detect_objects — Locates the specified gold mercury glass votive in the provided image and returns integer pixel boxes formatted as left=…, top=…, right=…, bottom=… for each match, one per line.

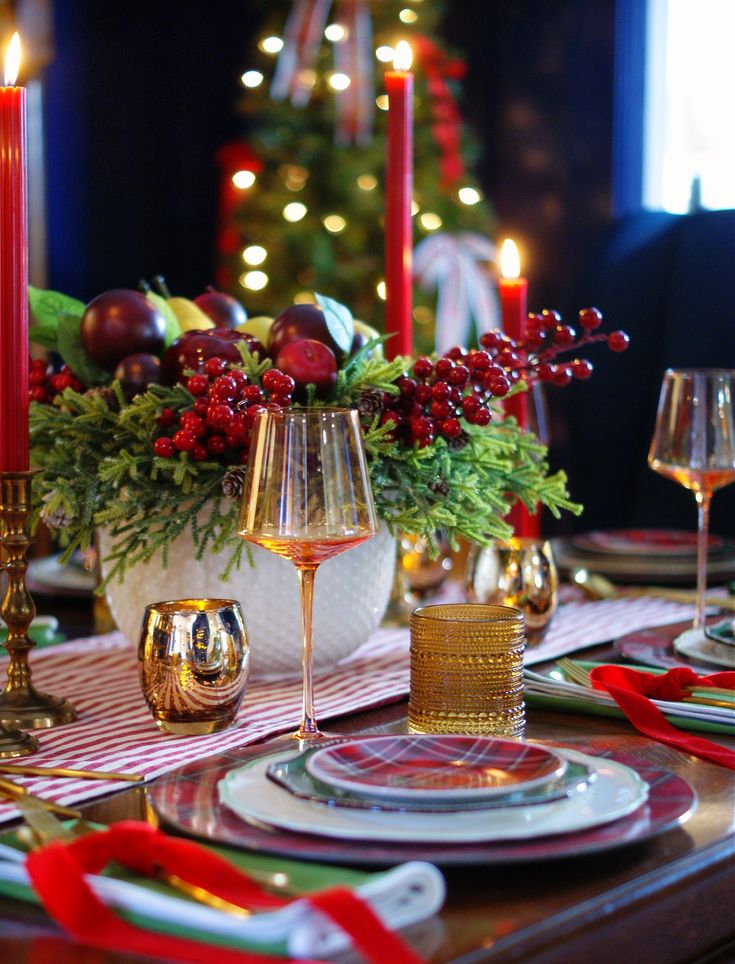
left=409, top=603, right=525, bottom=737
left=467, top=538, right=558, bottom=645
left=138, top=599, right=249, bottom=735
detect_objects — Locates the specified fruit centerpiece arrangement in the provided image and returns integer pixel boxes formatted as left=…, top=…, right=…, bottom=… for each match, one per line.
left=28, top=282, right=628, bottom=590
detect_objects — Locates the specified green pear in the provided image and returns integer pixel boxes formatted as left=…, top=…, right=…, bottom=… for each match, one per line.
left=168, top=297, right=215, bottom=332
left=236, top=315, right=274, bottom=346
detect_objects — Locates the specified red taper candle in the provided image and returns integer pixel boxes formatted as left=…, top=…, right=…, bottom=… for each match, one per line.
left=0, top=33, right=29, bottom=472
left=384, top=40, right=413, bottom=360
left=498, top=239, right=540, bottom=538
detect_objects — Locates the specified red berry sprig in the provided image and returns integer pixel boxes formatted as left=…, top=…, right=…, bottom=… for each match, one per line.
left=152, top=356, right=295, bottom=466
left=370, top=306, right=627, bottom=450
left=28, top=360, right=84, bottom=404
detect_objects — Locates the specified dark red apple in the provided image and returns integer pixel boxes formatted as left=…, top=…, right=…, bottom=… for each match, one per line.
left=113, top=352, right=162, bottom=400
left=268, top=303, right=344, bottom=363
left=161, top=328, right=265, bottom=385
left=274, top=339, right=337, bottom=400
left=81, top=289, right=166, bottom=371
left=194, top=287, right=248, bottom=329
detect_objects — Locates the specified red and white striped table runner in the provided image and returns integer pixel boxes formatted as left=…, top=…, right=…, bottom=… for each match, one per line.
left=0, top=594, right=694, bottom=824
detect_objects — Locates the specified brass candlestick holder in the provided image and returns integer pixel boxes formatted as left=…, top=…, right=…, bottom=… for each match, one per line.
left=0, top=471, right=76, bottom=755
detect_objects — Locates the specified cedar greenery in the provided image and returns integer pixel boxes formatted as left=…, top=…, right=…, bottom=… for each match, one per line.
left=30, top=342, right=579, bottom=590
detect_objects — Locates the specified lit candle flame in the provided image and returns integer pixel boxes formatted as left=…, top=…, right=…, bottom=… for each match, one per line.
left=500, top=238, right=521, bottom=279
left=393, top=40, right=413, bottom=72
left=4, top=32, right=21, bottom=86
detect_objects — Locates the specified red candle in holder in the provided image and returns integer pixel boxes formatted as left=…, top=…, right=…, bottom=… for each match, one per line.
left=498, top=239, right=540, bottom=538
left=384, top=40, right=413, bottom=361
left=0, top=33, right=29, bottom=472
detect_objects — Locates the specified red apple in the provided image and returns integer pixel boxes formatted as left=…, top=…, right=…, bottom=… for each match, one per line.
left=268, top=303, right=344, bottom=363
left=113, top=352, right=162, bottom=400
left=80, top=289, right=166, bottom=371
left=194, top=287, right=248, bottom=329
left=274, top=339, right=337, bottom=400
left=161, top=328, right=265, bottom=385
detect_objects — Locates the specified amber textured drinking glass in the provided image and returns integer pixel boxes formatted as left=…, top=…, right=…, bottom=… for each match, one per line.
left=648, top=369, right=735, bottom=628
left=409, top=603, right=526, bottom=737
left=238, top=408, right=378, bottom=739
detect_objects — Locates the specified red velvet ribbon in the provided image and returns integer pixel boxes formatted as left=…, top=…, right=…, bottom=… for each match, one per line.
left=24, top=821, right=426, bottom=964
left=589, top=666, right=735, bottom=769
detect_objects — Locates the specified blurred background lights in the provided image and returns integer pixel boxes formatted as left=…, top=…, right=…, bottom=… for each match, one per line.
left=325, top=24, right=347, bottom=41
left=328, top=72, right=351, bottom=91
left=283, top=202, right=308, bottom=222
left=357, top=174, right=378, bottom=191
left=323, top=214, right=347, bottom=233
left=376, top=94, right=389, bottom=110
left=232, top=170, right=256, bottom=189
left=376, top=280, right=387, bottom=300
left=419, top=212, right=442, bottom=230
left=399, top=8, right=419, bottom=22
left=241, top=70, right=264, bottom=88
left=375, top=45, right=395, bottom=62
left=242, top=245, right=267, bottom=265
left=259, top=36, right=284, bottom=54
left=240, top=270, right=269, bottom=290
left=458, top=186, right=482, bottom=205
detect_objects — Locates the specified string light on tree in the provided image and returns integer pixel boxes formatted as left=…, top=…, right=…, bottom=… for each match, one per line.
left=411, top=200, right=420, bottom=215
left=375, top=45, right=395, bottom=62
left=259, top=36, right=284, bottom=54
left=242, top=245, right=267, bottom=266
left=328, top=72, right=351, bottom=91
left=241, top=70, right=264, bottom=88
left=325, top=24, right=347, bottom=41
left=419, top=212, right=442, bottom=230
left=458, top=187, right=482, bottom=205
left=376, top=280, right=387, bottom=300
left=323, top=214, right=347, bottom=234
left=283, top=202, right=307, bottom=222
left=376, top=94, right=389, bottom=110
left=232, top=170, right=256, bottom=189
left=399, top=8, right=419, bottom=22
left=240, top=270, right=269, bottom=290
left=357, top=174, right=377, bottom=191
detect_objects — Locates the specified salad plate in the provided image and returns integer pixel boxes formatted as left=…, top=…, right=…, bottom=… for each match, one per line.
left=267, top=751, right=593, bottom=813
left=303, top=735, right=567, bottom=802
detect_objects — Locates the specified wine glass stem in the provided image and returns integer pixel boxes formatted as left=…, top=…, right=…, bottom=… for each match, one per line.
left=296, top=565, right=319, bottom=738
left=694, top=489, right=712, bottom=630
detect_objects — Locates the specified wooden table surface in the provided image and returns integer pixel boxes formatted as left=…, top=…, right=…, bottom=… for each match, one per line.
left=1, top=595, right=734, bottom=964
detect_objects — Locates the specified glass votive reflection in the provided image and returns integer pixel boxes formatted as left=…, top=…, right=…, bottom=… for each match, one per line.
left=138, top=599, right=249, bottom=735
left=409, top=603, right=525, bottom=737
left=467, top=538, right=558, bottom=645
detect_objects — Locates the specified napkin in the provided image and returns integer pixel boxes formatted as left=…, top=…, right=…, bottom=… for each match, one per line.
left=0, top=821, right=443, bottom=961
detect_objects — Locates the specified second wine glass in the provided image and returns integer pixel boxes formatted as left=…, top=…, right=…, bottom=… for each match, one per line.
left=648, top=369, right=735, bottom=628
left=238, top=408, right=378, bottom=739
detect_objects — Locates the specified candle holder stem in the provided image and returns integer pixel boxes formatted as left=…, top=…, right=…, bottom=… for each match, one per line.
left=0, top=472, right=75, bottom=744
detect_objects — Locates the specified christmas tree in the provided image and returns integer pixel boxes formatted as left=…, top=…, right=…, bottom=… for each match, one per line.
left=215, top=0, right=497, bottom=352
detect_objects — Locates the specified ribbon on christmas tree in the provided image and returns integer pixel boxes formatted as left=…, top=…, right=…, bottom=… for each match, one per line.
left=414, top=35, right=467, bottom=188
left=333, top=0, right=374, bottom=145
left=414, top=232, right=499, bottom=353
left=271, top=0, right=374, bottom=145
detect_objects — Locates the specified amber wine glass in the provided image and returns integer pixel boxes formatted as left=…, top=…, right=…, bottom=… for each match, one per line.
left=238, top=408, right=378, bottom=739
left=648, top=369, right=735, bottom=628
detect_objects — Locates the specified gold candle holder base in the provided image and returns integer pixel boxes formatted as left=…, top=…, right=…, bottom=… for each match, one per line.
left=0, top=471, right=76, bottom=738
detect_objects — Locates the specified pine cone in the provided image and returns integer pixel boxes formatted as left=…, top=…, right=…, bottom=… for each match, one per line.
left=429, top=479, right=450, bottom=498
left=222, top=467, right=247, bottom=501
left=39, top=492, right=73, bottom=530
left=446, top=430, right=471, bottom=451
left=357, top=389, right=383, bottom=420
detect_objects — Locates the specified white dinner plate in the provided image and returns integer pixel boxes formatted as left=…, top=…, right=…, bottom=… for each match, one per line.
left=219, top=748, right=648, bottom=844
left=674, top=627, right=735, bottom=669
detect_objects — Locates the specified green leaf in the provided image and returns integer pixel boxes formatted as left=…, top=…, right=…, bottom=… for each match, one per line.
left=56, top=312, right=110, bottom=386
left=315, top=292, right=354, bottom=355
left=28, top=286, right=86, bottom=351
left=146, top=292, right=181, bottom=347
